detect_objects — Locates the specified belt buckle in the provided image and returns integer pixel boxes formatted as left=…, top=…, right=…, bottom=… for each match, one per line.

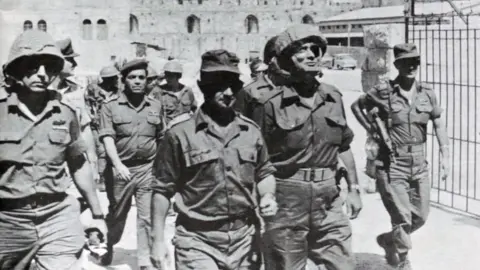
left=407, top=145, right=412, bottom=152
left=309, top=168, right=315, bottom=181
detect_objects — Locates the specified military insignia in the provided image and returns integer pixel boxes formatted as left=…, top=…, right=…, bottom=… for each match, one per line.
left=53, top=120, right=66, bottom=126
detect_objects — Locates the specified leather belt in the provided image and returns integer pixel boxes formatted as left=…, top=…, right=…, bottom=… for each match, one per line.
left=0, top=193, right=67, bottom=211
left=395, top=144, right=425, bottom=154
left=177, top=214, right=254, bottom=232
left=122, top=159, right=151, bottom=167
left=289, top=167, right=336, bottom=182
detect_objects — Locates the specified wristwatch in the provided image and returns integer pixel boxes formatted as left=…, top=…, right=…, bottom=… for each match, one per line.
left=348, top=184, right=361, bottom=193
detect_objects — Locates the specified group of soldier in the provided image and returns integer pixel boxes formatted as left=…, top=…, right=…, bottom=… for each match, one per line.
left=0, top=22, right=449, bottom=270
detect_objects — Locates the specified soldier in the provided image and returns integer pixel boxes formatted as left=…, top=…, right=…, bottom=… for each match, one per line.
left=99, top=59, right=164, bottom=270
left=350, top=44, right=449, bottom=269
left=251, top=24, right=363, bottom=270
left=146, top=65, right=159, bottom=95
left=85, top=66, right=120, bottom=192
left=150, top=49, right=278, bottom=270
left=249, top=58, right=268, bottom=81
left=0, top=30, right=106, bottom=269
left=150, top=60, right=197, bottom=128
left=234, top=35, right=284, bottom=119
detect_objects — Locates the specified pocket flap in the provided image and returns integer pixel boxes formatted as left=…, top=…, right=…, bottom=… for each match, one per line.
left=112, top=115, right=132, bottom=124
left=184, top=149, right=219, bottom=167
left=238, top=148, right=257, bottom=163
left=325, top=115, right=346, bottom=127
left=48, top=129, right=71, bottom=144
left=416, top=103, right=433, bottom=113
left=0, top=131, right=25, bottom=142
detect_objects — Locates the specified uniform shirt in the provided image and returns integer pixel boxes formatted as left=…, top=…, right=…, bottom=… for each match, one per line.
left=99, top=92, right=164, bottom=163
left=152, top=108, right=276, bottom=222
left=0, top=89, right=87, bottom=199
left=59, top=78, right=91, bottom=130
left=234, top=74, right=277, bottom=118
left=149, top=84, right=197, bottom=124
left=85, top=83, right=116, bottom=131
left=363, top=79, right=442, bottom=147
left=252, top=83, right=354, bottom=179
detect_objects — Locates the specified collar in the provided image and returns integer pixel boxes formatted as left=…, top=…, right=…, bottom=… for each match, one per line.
left=194, top=108, right=248, bottom=133
left=281, top=84, right=336, bottom=107
left=7, top=90, right=61, bottom=121
left=391, top=77, right=421, bottom=93
left=117, top=91, right=151, bottom=110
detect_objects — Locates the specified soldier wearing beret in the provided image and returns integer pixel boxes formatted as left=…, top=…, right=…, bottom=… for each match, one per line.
left=351, top=43, right=449, bottom=269
left=251, top=24, right=363, bottom=270
left=150, top=60, right=197, bottom=128
left=0, top=30, right=106, bottom=269
left=150, top=49, right=277, bottom=270
left=99, top=59, right=165, bottom=269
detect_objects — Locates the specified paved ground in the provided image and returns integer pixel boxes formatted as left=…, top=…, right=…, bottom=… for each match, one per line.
left=81, top=69, right=480, bottom=269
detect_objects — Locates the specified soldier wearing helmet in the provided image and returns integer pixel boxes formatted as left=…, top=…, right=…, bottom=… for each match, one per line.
left=85, top=66, right=121, bottom=192
left=0, top=30, right=107, bottom=269
left=251, top=24, right=362, bottom=270
left=150, top=60, right=197, bottom=128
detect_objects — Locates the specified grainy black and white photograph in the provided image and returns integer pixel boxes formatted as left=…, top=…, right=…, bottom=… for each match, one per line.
left=0, top=0, right=479, bottom=269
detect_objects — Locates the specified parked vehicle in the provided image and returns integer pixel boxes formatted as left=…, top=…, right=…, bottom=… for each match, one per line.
left=331, top=53, right=357, bottom=70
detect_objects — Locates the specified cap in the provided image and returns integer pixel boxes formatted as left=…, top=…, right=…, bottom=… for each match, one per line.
left=263, top=35, right=278, bottom=65
left=200, top=49, right=240, bottom=74
left=393, top=43, right=420, bottom=62
left=4, top=30, right=65, bottom=76
left=275, top=24, right=327, bottom=58
left=100, top=66, right=120, bottom=78
left=56, top=38, right=79, bottom=58
left=164, top=61, right=183, bottom=74
left=120, top=58, right=149, bottom=76
left=147, top=65, right=158, bottom=78
left=250, top=58, right=268, bottom=73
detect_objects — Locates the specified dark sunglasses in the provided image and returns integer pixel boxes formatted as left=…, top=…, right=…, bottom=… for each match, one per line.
left=17, top=55, right=62, bottom=76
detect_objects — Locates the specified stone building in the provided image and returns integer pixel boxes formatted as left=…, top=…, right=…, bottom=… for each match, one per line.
left=0, top=0, right=365, bottom=74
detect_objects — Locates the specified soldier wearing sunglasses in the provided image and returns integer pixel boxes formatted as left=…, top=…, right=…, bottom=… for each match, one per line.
left=0, top=30, right=106, bottom=269
left=251, top=24, right=362, bottom=270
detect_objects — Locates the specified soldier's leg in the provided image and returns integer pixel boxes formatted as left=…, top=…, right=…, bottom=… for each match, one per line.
left=132, top=162, right=154, bottom=267
left=308, top=180, right=355, bottom=270
left=263, top=179, right=310, bottom=270
left=0, top=208, right=38, bottom=269
left=376, top=159, right=413, bottom=255
left=229, top=225, right=261, bottom=270
left=410, top=156, right=430, bottom=233
left=34, top=195, right=85, bottom=270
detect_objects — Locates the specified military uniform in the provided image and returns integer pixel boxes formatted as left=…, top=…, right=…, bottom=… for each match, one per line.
left=234, top=74, right=279, bottom=119
left=99, top=91, right=164, bottom=267
left=153, top=109, right=276, bottom=270
left=0, top=89, right=86, bottom=269
left=362, top=78, right=441, bottom=256
left=149, top=84, right=197, bottom=126
left=60, top=78, right=91, bottom=130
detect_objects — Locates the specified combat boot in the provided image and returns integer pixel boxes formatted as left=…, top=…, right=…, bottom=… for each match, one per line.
left=377, top=233, right=400, bottom=266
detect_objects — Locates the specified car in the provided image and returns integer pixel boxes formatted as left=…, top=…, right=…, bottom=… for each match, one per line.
left=331, top=53, right=357, bottom=70
left=320, top=54, right=333, bottom=68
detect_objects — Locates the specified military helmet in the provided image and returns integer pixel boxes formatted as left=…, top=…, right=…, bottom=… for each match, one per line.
left=164, top=61, right=183, bottom=74
left=100, top=66, right=120, bottom=78
left=4, top=30, right=64, bottom=77
left=147, top=65, right=158, bottom=78
left=274, top=24, right=327, bottom=59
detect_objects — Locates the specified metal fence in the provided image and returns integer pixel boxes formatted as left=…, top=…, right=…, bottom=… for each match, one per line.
left=407, top=7, right=480, bottom=216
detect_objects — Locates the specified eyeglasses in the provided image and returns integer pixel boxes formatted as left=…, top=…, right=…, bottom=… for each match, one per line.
left=17, top=56, right=61, bottom=76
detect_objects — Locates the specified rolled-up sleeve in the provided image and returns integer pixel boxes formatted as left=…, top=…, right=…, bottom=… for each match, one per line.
left=152, top=131, right=180, bottom=198
left=339, top=101, right=354, bottom=153
left=99, top=103, right=115, bottom=140
left=66, top=116, right=88, bottom=160
left=428, top=91, right=443, bottom=119
left=255, top=135, right=276, bottom=182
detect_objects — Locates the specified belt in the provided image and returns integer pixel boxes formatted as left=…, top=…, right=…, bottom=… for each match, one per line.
left=288, top=167, right=336, bottom=182
left=395, top=144, right=425, bottom=154
left=176, top=214, right=254, bottom=232
left=0, top=193, right=67, bottom=211
left=122, top=159, right=151, bottom=167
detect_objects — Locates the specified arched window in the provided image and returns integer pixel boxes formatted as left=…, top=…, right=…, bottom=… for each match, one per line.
left=302, top=15, right=314, bottom=24
left=97, top=19, right=108, bottom=40
left=37, top=20, right=47, bottom=32
left=82, top=19, right=93, bottom=40
left=245, top=15, right=259, bottom=34
left=130, top=14, right=139, bottom=34
left=23, top=20, right=33, bottom=31
left=186, top=15, right=200, bottom=34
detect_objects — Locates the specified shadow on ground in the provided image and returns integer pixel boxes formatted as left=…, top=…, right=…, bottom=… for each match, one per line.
left=354, top=253, right=394, bottom=270
left=107, top=247, right=137, bottom=270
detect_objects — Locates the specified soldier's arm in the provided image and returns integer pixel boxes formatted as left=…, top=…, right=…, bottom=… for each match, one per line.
left=255, top=135, right=277, bottom=197
left=82, top=125, right=99, bottom=177
left=152, top=131, right=180, bottom=242
left=66, top=116, right=104, bottom=217
left=338, top=98, right=360, bottom=190
left=351, top=94, right=373, bottom=133
left=98, top=103, right=122, bottom=168
left=429, top=91, right=449, bottom=154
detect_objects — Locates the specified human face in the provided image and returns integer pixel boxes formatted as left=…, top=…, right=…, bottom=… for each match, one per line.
left=147, top=76, right=157, bottom=88
left=395, top=57, right=420, bottom=79
left=165, top=72, right=180, bottom=86
left=17, top=56, right=59, bottom=92
left=202, top=72, right=243, bottom=111
left=102, top=76, right=119, bottom=90
left=291, top=42, right=322, bottom=74
left=124, top=69, right=147, bottom=93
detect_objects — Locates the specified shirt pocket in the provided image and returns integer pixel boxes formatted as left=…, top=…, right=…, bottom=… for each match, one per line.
left=272, top=111, right=310, bottom=150
left=414, top=102, right=433, bottom=124
left=112, top=115, right=133, bottom=136
left=390, top=101, right=406, bottom=125
left=237, top=147, right=258, bottom=187
left=324, top=115, right=346, bottom=145
left=183, top=149, right=219, bottom=187
left=49, top=127, right=72, bottom=145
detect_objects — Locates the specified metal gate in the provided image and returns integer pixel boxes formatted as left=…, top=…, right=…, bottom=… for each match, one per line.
left=406, top=1, right=480, bottom=216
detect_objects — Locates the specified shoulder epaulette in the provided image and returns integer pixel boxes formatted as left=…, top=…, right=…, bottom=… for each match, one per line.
left=419, top=82, right=433, bottom=91
left=103, top=94, right=119, bottom=104
left=238, top=114, right=261, bottom=129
